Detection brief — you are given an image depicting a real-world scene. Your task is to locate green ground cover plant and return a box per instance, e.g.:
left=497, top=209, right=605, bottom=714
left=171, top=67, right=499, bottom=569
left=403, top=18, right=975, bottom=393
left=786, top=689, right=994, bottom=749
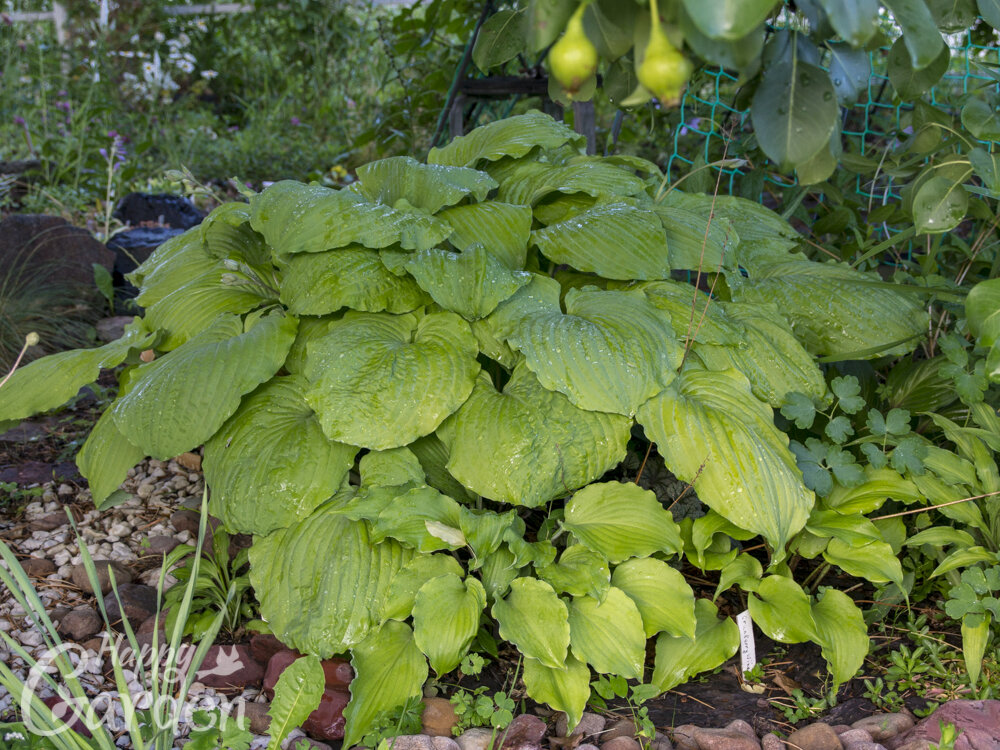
left=5, top=110, right=999, bottom=742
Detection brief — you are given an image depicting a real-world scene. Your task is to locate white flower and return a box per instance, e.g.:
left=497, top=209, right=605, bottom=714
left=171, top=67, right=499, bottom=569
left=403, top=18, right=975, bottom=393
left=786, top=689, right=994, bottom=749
left=200, top=69, right=218, bottom=79
left=176, top=59, right=194, bottom=74
left=153, top=30, right=165, bottom=43
left=194, top=18, right=207, bottom=31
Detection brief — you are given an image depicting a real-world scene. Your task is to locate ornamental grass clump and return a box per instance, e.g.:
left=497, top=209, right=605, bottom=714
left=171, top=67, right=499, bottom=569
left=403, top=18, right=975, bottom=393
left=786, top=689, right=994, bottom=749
left=0, top=112, right=931, bottom=742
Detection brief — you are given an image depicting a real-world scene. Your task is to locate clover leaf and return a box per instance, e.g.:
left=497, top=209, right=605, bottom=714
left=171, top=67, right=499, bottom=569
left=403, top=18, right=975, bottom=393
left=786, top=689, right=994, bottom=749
left=790, top=438, right=833, bottom=497
left=831, top=375, right=865, bottom=414
left=781, top=392, right=817, bottom=429
left=825, top=415, right=854, bottom=444
left=826, top=446, right=865, bottom=487
left=890, top=436, right=926, bottom=475
left=861, top=442, right=888, bottom=470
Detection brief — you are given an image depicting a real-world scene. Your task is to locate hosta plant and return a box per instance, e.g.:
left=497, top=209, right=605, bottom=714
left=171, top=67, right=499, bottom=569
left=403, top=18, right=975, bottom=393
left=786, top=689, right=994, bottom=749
left=0, top=112, right=934, bottom=743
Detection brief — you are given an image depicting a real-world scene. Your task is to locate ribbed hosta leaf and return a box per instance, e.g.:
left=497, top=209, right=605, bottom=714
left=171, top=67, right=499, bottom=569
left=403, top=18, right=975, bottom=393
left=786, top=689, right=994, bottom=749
left=438, top=366, right=631, bottom=507
left=537, top=545, right=610, bottom=600
left=0, top=322, right=155, bottom=423
left=250, top=181, right=452, bottom=254
left=200, top=204, right=272, bottom=268
left=282, top=316, right=340, bottom=374
left=343, top=621, right=427, bottom=749
left=76, top=409, right=146, bottom=508
left=112, top=313, right=296, bottom=459
left=368, top=486, right=465, bottom=552
left=410, top=435, right=477, bottom=504
left=497, top=162, right=649, bottom=206
left=279, top=246, right=429, bottom=315
left=522, top=655, right=590, bottom=733
left=304, top=312, right=480, bottom=450
left=203, top=375, right=357, bottom=536
left=562, top=482, right=683, bottom=563
left=612, top=557, right=697, bottom=638
left=438, top=202, right=532, bottom=269
left=637, top=368, right=813, bottom=556
left=567, top=587, right=646, bottom=679
left=460, top=508, right=519, bottom=565
left=653, top=205, right=737, bottom=272
left=652, top=599, right=739, bottom=692
left=379, top=554, right=464, bottom=622
left=531, top=202, right=671, bottom=280
left=730, top=257, right=928, bottom=357
left=144, top=268, right=268, bottom=350
left=507, top=287, right=682, bottom=415
left=355, top=156, right=497, bottom=213
left=662, top=192, right=800, bottom=258
left=413, top=574, right=486, bottom=675
left=405, top=246, right=532, bottom=320
left=639, top=280, right=744, bottom=346
left=694, top=302, right=828, bottom=406
left=250, top=508, right=414, bottom=657
left=132, top=232, right=218, bottom=306
left=492, top=578, right=570, bottom=669
left=428, top=110, right=581, bottom=168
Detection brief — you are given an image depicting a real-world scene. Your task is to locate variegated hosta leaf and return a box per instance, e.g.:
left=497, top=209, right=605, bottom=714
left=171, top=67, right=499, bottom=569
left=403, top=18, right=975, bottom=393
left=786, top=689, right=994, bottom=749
left=567, top=587, right=646, bottom=679
left=507, top=287, right=682, bottom=415
left=368, top=486, right=465, bottom=552
left=496, top=161, right=650, bottom=206
left=0, top=321, right=154, bottom=424
left=637, top=368, right=813, bottom=557
left=203, top=375, right=357, bottom=536
left=537, top=545, right=610, bottom=600
left=652, top=204, right=738, bottom=272
left=492, top=577, right=570, bottom=669
left=531, top=202, right=671, bottom=280
left=76, top=409, right=145, bottom=508
left=111, top=313, right=297, bottom=459
left=438, top=201, right=532, bottom=270
left=250, top=508, right=414, bottom=657
left=250, top=181, right=452, bottom=255
left=522, top=655, right=591, bottom=733
left=343, top=621, right=428, bottom=749
left=379, top=554, right=464, bottom=622
left=652, top=599, right=739, bottom=692
left=405, top=246, right=532, bottom=320
left=562, top=482, right=683, bottom=563
left=354, top=156, right=497, bottom=214
left=639, top=280, right=745, bottom=346
left=611, top=557, right=697, bottom=639
left=428, top=110, right=581, bottom=168
left=437, top=367, right=630, bottom=507
left=729, top=256, right=928, bottom=358
left=279, top=245, right=430, bottom=316
left=305, top=312, right=480, bottom=450
left=412, top=573, right=486, bottom=675
left=144, top=268, right=269, bottom=350
left=694, top=302, right=828, bottom=407
left=132, top=231, right=218, bottom=305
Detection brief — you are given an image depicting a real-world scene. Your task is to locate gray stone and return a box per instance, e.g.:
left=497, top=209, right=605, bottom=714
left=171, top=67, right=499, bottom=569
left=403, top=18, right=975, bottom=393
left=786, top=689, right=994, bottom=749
left=498, top=714, right=546, bottom=750
left=381, top=736, right=460, bottom=750
left=725, top=722, right=757, bottom=741
left=601, top=738, right=641, bottom=750
left=0, top=214, right=114, bottom=292
left=838, top=730, right=873, bottom=747
left=760, top=735, right=782, bottom=750
left=139, top=535, right=180, bottom=557
left=603, top=719, right=638, bottom=742
left=57, top=607, right=102, bottom=640
left=649, top=738, right=674, bottom=750
left=103, top=583, right=158, bottom=626
left=852, top=715, right=914, bottom=743
left=785, top=723, right=842, bottom=750
left=671, top=726, right=699, bottom=750
left=891, top=742, right=931, bottom=750
left=691, top=726, right=760, bottom=750
left=556, top=711, right=606, bottom=739
left=71, top=559, right=134, bottom=595
left=456, top=728, right=495, bottom=750
left=242, top=701, right=270, bottom=734
left=20, top=557, right=56, bottom=577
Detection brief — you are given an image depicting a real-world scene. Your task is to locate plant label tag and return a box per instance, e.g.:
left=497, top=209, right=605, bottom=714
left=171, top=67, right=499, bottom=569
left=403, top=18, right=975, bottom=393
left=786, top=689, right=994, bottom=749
left=736, top=609, right=756, bottom=675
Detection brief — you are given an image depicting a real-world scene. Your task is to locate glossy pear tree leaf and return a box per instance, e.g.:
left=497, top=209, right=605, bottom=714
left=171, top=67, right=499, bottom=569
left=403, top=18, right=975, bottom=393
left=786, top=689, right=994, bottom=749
left=305, top=312, right=480, bottom=450
left=438, top=367, right=630, bottom=507
left=680, top=0, right=777, bottom=39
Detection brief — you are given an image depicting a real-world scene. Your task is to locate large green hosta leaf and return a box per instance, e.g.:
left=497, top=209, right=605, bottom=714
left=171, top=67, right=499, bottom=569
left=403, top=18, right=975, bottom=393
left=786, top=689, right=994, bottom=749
left=250, top=507, right=414, bottom=657
left=438, top=202, right=532, bottom=270
left=278, top=246, right=430, bottom=316
left=507, top=287, right=682, bottom=415
left=496, top=161, right=649, bottom=206
left=652, top=204, right=737, bottom=272
left=639, top=280, right=744, bottom=346
left=0, top=322, right=155, bottom=423
left=537, top=545, right=610, bottom=600
left=343, top=621, right=427, bottom=749
left=412, top=574, right=486, bottom=675
left=428, top=110, right=581, bottom=168
left=76, top=409, right=146, bottom=508
left=405, top=246, right=532, bottom=320
left=131, top=232, right=218, bottom=306
left=531, top=202, right=671, bottom=280
left=729, top=257, right=927, bottom=358
left=652, top=599, right=739, bottom=692
left=562, top=482, right=683, bottom=563
left=437, top=367, right=630, bottom=507
left=694, top=302, right=828, bottom=406
left=354, top=156, right=497, bottom=214
left=611, top=557, right=697, bottom=639
left=144, top=268, right=269, bottom=350
left=492, top=578, right=570, bottom=669
left=200, top=204, right=273, bottom=269
left=203, top=375, right=357, bottom=536
left=522, top=655, right=590, bottom=733
left=305, top=312, right=480, bottom=450
left=111, top=313, right=296, bottom=459
left=379, top=554, right=464, bottom=622
left=367, top=486, right=465, bottom=552
left=637, top=368, right=813, bottom=556
left=250, top=181, right=451, bottom=255
left=567, top=587, right=646, bottom=679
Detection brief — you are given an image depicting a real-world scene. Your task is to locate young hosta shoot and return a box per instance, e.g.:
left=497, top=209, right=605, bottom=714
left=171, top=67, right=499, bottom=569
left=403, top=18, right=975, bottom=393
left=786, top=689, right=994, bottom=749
left=0, top=112, right=932, bottom=742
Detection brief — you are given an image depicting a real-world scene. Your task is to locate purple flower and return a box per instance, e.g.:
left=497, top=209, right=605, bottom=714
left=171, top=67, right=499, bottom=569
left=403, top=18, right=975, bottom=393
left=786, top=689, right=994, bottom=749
left=13, top=115, right=25, bottom=125
left=290, top=116, right=301, bottom=126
